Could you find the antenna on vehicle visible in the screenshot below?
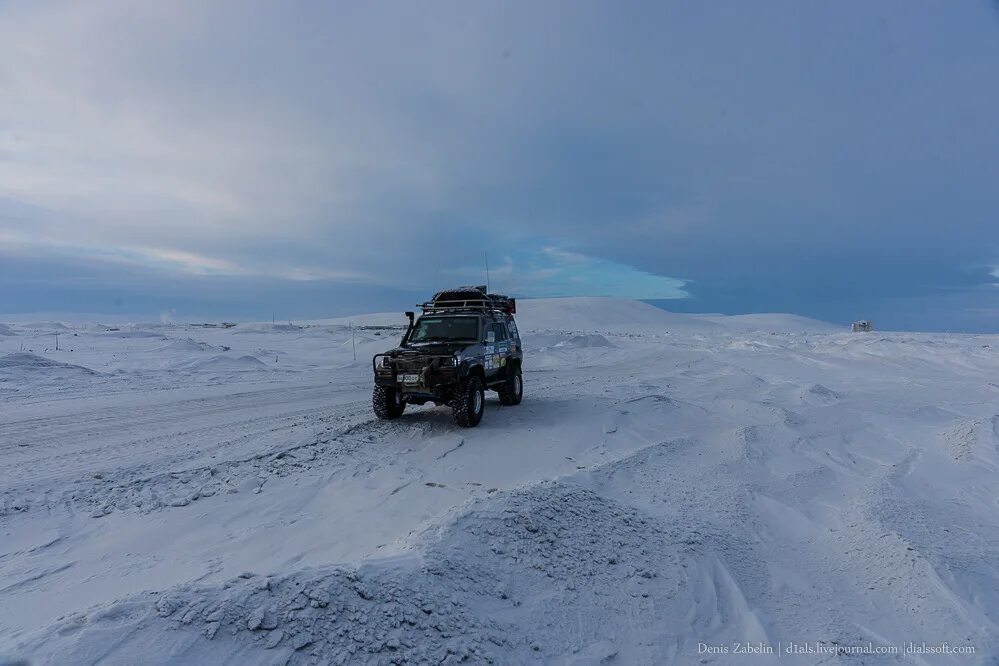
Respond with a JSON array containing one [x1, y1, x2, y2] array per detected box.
[[485, 252, 490, 293]]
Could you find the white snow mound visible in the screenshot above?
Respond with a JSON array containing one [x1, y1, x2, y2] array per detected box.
[[0, 352, 98, 375], [556, 333, 613, 348], [15, 481, 704, 665]]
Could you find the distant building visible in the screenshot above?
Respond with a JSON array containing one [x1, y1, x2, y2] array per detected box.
[[851, 320, 872, 332]]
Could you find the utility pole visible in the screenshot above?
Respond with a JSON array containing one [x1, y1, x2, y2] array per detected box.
[[350, 321, 356, 361]]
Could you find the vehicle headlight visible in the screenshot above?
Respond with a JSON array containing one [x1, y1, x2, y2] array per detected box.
[[446, 356, 458, 366], [381, 356, 393, 368]]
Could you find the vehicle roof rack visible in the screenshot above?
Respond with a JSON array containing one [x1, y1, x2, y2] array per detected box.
[[419, 286, 516, 315]]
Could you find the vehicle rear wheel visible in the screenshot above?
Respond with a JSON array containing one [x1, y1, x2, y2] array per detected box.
[[373, 385, 405, 419], [452, 375, 485, 427], [497, 365, 523, 405]]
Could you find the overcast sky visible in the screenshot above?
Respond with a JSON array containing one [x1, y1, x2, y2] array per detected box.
[[2, 1, 998, 330]]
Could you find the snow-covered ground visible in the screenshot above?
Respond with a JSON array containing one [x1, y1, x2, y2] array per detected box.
[[1, 298, 997, 664]]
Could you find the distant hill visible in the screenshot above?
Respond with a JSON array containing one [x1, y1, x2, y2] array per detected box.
[[689, 312, 840, 333], [514, 297, 720, 333], [314, 298, 841, 335]]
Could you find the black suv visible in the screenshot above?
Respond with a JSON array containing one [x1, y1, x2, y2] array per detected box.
[[372, 286, 524, 427]]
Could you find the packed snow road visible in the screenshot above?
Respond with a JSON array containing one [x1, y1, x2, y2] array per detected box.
[[1, 298, 998, 664], [1, 382, 363, 498]]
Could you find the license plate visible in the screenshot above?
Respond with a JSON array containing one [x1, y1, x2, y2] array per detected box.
[[401, 373, 420, 384]]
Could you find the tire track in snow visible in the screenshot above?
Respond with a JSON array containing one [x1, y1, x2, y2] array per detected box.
[[0, 383, 369, 518]]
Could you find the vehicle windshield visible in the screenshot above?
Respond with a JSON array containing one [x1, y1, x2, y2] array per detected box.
[[407, 316, 478, 343]]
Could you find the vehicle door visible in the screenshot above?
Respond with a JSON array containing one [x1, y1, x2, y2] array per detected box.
[[484, 321, 509, 379]]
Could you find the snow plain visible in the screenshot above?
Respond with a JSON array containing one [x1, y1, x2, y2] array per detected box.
[[1, 297, 997, 664]]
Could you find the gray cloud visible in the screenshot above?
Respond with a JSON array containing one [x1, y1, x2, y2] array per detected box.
[[1, 1, 998, 329]]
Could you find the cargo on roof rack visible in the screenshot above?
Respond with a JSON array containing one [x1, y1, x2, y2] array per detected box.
[[419, 285, 516, 315]]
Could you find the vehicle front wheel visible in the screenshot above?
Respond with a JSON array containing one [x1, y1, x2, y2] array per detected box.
[[497, 365, 523, 405], [452, 375, 485, 427], [373, 385, 405, 419]]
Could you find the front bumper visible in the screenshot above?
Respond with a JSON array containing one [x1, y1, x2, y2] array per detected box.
[[373, 353, 461, 394]]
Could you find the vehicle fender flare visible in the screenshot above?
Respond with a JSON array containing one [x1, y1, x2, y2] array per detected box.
[[464, 363, 485, 382]]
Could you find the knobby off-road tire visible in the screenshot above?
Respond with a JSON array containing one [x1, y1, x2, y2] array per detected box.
[[497, 365, 523, 406], [452, 375, 485, 427], [373, 385, 406, 419]]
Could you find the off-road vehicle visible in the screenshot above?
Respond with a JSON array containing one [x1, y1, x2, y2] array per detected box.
[[372, 286, 524, 427]]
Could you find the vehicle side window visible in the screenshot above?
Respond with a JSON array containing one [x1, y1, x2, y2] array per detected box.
[[506, 319, 518, 340], [491, 322, 508, 342]]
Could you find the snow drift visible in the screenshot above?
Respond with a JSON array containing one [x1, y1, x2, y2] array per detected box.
[[0, 352, 99, 376]]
